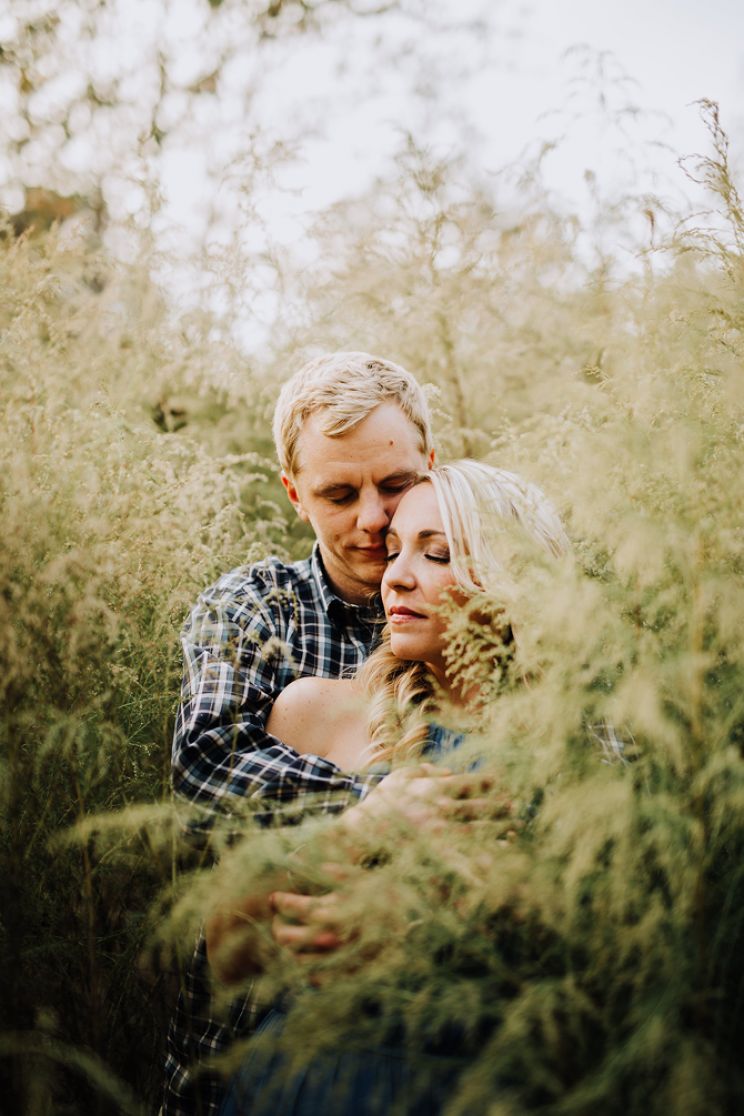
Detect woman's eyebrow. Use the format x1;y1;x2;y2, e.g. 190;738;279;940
385;528;447;547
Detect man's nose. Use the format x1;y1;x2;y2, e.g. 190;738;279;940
357;492;390;534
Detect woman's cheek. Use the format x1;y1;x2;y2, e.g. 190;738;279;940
430;572;458;607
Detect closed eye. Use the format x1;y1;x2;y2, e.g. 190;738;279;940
426;553;450;564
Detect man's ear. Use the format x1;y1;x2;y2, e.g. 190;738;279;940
281;473;309;523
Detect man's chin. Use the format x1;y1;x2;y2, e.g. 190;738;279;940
348;556;387;593
358;564;387;587
349;552;388;579
322;552;386;603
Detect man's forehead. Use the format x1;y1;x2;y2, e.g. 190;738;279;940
293;402;426;474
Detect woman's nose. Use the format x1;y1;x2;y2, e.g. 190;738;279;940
382;553;416;590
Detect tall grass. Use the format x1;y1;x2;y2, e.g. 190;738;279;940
1;105;743;1113
0;231;289;1111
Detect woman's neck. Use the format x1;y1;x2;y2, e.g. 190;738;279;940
427;658;482;712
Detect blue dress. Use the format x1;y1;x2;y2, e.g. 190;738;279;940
218;724;469;1116
218;1006;467;1116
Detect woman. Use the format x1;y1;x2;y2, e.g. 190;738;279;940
266;458;567;770
215;460;568;1115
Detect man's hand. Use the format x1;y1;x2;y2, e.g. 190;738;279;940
206;767;518;986
267;876;404;985
269;889;345;961
206;862;352;984
345;763;511;834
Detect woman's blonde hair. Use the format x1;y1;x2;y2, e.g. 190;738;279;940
272;351;433;477
358;460;569;766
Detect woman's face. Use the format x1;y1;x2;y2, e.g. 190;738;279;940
381;482;461;686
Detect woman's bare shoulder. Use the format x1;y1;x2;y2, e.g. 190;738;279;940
274;675;360;712
267;676;364;757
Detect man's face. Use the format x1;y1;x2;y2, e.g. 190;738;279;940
283;401;433;604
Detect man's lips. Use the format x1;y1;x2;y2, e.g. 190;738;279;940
355;545;387;558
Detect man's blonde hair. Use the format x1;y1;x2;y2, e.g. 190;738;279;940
272;351;433;476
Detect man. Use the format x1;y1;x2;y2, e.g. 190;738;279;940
164;351;436;1115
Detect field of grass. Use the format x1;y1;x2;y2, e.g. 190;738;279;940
1;105;743;1114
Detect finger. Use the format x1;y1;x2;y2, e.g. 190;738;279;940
270;891;316;921
272;919;320;951
271;890;344;928
405;774;493;804
438;773;495;798
297;930;343;953
439;796;514;820
272;918;342;953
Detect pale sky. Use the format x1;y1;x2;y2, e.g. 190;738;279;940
153;0;744;249
4;0;740;310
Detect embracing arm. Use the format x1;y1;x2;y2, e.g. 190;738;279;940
171;566;379;811
206;766;507;986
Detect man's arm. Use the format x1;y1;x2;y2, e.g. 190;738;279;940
204;765;505;986
171;569;379;811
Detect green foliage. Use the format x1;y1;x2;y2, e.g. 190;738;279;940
0;230;289;1112
1;105;743;1114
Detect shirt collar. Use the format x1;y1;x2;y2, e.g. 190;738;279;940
310;543;383;625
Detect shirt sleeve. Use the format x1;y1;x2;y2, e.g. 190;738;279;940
171;573;379;810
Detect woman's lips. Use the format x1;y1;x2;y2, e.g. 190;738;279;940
388;606;426;622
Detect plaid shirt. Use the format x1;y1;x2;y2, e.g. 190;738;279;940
164;545;386;1116
171;544;388;810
